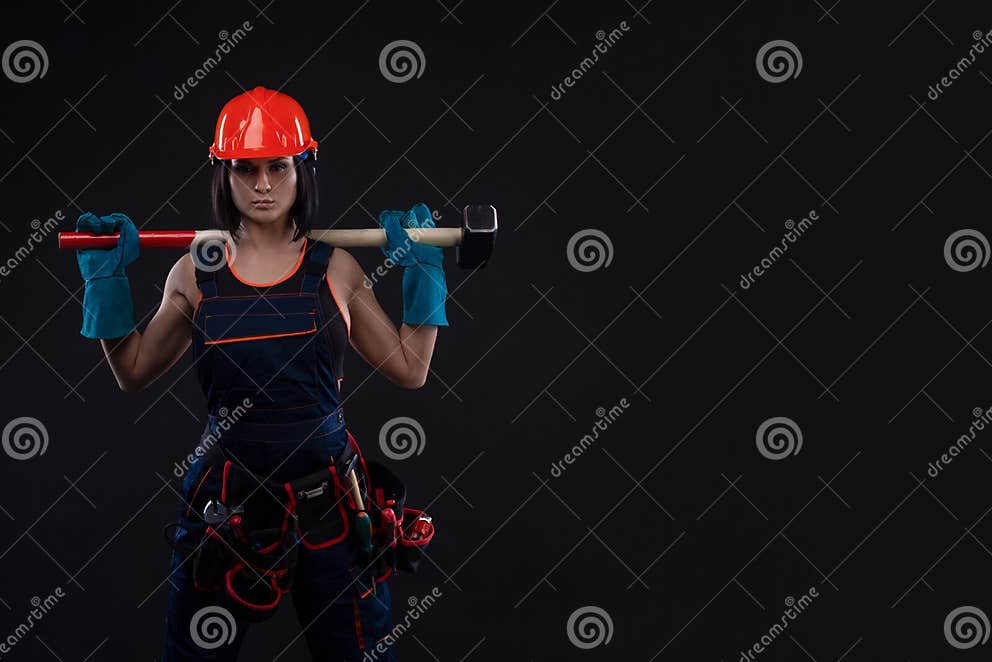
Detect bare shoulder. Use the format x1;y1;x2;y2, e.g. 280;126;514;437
165;253;198;310
327;247;365;302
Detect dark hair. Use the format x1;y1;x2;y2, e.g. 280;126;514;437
211;155;318;243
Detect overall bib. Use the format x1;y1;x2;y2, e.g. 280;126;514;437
162;239;395;661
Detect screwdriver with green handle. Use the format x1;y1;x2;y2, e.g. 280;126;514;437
346;469;373;556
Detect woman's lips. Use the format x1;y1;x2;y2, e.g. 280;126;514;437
251;200;274;208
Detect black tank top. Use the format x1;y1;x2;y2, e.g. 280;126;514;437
198;238;350;388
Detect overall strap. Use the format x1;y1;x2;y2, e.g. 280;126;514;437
301;239;332;294
195;265;219;299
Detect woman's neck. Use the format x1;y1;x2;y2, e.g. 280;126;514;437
236;216;300;251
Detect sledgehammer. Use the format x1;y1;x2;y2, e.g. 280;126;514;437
58;205;498;269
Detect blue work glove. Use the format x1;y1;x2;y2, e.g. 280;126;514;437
376;203;448;326
76;212;139;339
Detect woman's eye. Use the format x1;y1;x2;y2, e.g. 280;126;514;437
272;164;287;171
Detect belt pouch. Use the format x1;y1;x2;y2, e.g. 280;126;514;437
288;465;351;549
365;460;407;578
397;507;435;573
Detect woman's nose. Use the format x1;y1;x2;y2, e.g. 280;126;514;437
255;171;271;193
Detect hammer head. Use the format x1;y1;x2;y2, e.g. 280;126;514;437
456;205;497;269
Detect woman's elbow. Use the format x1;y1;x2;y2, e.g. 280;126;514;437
393;372;427;389
116;373;148;393
117;379;139;393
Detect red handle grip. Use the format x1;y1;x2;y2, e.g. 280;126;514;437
58;230;197;249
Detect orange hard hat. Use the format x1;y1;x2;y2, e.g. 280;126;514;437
208;86;318;162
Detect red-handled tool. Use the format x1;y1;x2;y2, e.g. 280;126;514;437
57;228;461;249
381;503;398;546
59;230;199;249
58;204;498;269
407;514;432;541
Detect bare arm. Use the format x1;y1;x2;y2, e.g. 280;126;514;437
100;255;195;392
333;249;438;389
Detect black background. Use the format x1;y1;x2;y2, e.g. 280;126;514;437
2;1;992;660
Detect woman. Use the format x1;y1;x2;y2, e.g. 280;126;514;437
73;86;447;660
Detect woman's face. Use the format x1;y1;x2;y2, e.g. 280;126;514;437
228;156;298;227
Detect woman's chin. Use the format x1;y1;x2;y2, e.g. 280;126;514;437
243;207;282;223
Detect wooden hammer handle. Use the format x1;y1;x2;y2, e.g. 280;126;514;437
347;469;365;511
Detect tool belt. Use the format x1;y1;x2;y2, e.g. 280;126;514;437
165;434;435;623
364;459;436;583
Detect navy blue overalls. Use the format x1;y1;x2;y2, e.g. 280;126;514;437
163;238;395;661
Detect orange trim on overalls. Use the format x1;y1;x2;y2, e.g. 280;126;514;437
202;325;317;346
353;595;366;649
225;238;308;287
